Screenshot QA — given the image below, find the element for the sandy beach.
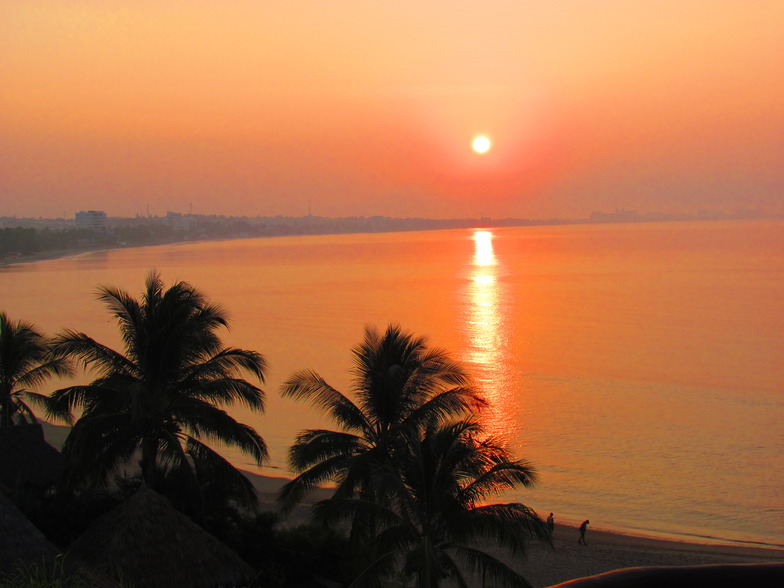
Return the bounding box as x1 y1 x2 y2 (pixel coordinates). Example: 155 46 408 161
0 247 127 271
511 525 783 587
37 421 784 586
243 470 784 587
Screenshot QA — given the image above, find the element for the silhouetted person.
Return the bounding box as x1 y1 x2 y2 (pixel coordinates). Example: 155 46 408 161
578 519 589 545
547 513 555 533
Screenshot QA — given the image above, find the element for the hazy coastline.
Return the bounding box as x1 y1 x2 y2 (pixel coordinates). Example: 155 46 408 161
4 213 780 270
0 246 117 268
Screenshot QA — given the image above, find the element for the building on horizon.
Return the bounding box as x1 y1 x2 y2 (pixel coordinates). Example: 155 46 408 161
165 211 193 231
75 210 107 231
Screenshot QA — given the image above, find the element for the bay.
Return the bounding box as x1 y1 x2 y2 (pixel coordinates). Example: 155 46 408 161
2 219 782 547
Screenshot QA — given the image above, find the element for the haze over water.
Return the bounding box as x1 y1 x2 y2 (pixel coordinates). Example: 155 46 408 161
2 220 782 547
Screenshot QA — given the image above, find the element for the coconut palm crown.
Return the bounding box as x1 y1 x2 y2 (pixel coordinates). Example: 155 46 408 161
279 324 486 509
320 418 550 588
0 311 72 428
46 271 268 509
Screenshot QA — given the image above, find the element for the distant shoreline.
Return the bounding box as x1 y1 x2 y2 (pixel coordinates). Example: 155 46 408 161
4 216 782 269
1 246 107 268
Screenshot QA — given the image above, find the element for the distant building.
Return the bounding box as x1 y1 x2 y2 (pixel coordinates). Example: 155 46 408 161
75 210 107 231
165 211 193 231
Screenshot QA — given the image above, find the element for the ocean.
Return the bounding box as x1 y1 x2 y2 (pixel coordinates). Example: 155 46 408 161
2 219 782 547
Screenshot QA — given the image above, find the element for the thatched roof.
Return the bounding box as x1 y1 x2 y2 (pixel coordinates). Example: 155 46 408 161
0 423 63 491
0 491 60 575
69 486 257 588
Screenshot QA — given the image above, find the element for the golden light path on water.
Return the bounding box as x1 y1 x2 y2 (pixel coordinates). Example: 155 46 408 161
464 230 517 438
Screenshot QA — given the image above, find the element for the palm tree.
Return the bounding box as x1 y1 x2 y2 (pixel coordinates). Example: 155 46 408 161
46 271 268 510
0 312 72 428
316 419 550 588
279 324 485 509
280 324 486 582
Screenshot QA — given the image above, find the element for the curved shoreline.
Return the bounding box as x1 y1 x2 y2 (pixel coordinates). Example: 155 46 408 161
1 245 122 268
243 469 784 555
244 471 783 588
36 421 784 587
37 418 784 555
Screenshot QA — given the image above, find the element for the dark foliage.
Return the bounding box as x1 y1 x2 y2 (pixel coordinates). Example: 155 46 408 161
45 270 268 515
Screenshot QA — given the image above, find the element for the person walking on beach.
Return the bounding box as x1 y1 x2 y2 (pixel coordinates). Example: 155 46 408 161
547 513 555 533
578 519 589 545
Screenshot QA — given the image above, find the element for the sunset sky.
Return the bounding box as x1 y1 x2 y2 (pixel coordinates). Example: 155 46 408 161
2 1 783 219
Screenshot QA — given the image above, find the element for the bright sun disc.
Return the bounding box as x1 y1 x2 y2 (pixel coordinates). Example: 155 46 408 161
472 135 491 154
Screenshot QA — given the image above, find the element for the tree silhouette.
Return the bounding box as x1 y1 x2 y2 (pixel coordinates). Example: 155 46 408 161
47 271 267 510
315 419 549 587
282 324 543 583
0 311 71 428
279 324 485 509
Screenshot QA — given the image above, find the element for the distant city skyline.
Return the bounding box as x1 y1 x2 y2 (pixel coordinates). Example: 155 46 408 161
2 2 783 220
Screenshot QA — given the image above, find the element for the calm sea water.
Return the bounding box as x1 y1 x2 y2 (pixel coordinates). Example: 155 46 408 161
2 220 782 547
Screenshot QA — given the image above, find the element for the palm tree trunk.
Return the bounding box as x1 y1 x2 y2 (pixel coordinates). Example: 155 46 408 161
418 535 442 588
1 387 12 428
141 436 160 489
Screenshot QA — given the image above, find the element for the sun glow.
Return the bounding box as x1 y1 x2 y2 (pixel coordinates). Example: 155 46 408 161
472 135 491 154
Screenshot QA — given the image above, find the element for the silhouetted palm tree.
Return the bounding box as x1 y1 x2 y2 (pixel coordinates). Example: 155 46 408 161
279 324 485 509
280 325 486 581
0 312 72 427
46 271 267 509
316 419 550 588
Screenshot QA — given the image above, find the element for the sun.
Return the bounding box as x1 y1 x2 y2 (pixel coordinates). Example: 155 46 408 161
472 135 491 154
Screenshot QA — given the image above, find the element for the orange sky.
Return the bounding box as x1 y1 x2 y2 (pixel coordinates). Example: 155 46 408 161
2 1 783 219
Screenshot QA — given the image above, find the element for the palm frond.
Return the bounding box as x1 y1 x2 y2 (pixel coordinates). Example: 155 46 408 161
12 397 38 425
403 387 486 433
186 436 259 512
282 370 369 432
61 412 142 491
450 543 535 588
187 376 266 411
50 330 135 376
405 346 472 389
289 429 365 472
312 496 401 529
447 503 551 552
1 312 73 427
459 459 540 505
178 398 268 464
13 356 73 389
184 346 268 382
346 549 400 588
278 453 354 510
46 384 103 423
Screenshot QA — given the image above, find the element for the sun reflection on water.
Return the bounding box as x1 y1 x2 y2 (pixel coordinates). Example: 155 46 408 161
473 230 496 267
464 230 516 438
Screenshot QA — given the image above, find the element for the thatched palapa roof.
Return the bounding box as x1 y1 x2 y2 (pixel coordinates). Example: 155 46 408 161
69 486 257 588
0 491 60 575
